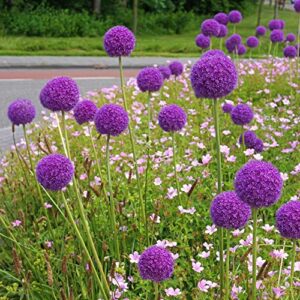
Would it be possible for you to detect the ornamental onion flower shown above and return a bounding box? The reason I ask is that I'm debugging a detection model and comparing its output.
[284,45,297,58]
[217,24,228,38]
[239,130,257,149]
[195,34,210,49]
[246,36,259,48]
[286,33,296,43]
[73,100,98,125]
[7,99,36,126]
[228,10,242,24]
[158,66,171,80]
[269,19,282,31]
[256,26,266,37]
[222,103,234,113]
[158,104,187,132]
[253,138,264,153]
[237,44,247,56]
[201,19,220,37]
[169,61,183,77]
[201,49,226,58]
[137,67,163,92]
[230,104,253,125]
[295,0,300,12]
[270,30,284,43]
[214,12,228,25]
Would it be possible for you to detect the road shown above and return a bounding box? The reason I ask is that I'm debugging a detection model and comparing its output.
[0,68,139,153]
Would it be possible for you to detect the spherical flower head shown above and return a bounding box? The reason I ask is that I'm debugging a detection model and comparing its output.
[294,0,300,13]
[228,10,242,24]
[222,103,234,113]
[201,19,220,37]
[103,25,135,57]
[246,36,259,48]
[158,104,187,132]
[234,160,283,208]
[226,34,242,53]
[190,55,237,99]
[7,99,36,126]
[137,67,163,92]
[253,138,264,153]
[256,26,266,37]
[276,201,300,239]
[40,76,80,112]
[279,20,285,29]
[284,45,297,58]
[286,33,296,43]
[36,154,74,191]
[239,130,257,148]
[217,24,228,38]
[214,12,228,25]
[270,29,284,43]
[230,104,253,125]
[138,246,174,282]
[210,191,251,229]
[268,19,281,31]
[237,44,247,56]
[94,104,128,136]
[169,61,184,77]
[201,49,226,58]
[73,100,97,125]
[158,66,171,80]
[195,34,210,49]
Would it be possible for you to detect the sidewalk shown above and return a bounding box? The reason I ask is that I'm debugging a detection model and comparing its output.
[0,56,198,69]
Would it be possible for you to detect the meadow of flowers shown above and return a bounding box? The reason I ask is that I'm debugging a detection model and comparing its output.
[1,3,300,300]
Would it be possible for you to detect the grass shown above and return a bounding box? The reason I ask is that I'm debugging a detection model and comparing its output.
[0,5,298,57]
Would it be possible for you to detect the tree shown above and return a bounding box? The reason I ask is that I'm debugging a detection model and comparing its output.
[256,0,264,26]
[93,0,101,14]
[133,0,138,34]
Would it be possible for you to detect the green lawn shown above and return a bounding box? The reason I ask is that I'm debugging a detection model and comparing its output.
[0,5,298,57]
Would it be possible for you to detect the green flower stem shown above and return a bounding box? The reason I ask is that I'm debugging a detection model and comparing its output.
[290,240,296,300]
[118,56,147,230]
[225,230,230,300]
[154,282,159,300]
[106,134,121,261]
[172,131,181,204]
[61,192,109,300]
[212,98,224,297]
[251,208,258,300]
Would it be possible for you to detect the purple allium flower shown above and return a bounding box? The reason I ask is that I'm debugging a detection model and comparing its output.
[158,104,187,132]
[137,67,163,92]
[195,34,210,49]
[201,49,226,58]
[201,19,220,37]
[246,36,259,48]
[217,24,228,38]
[40,77,80,112]
[253,138,264,153]
[7,99,36,126]
[268,19,281,31]
[103,25,135,57]
[214,12,228,25]
[276,201,300,239]
[94,104,128,136]
[225,34,242,52]
[73,100,97,125]
[230,104,253,125]
[256,26,266,37]
[210,191,251,229]
[169,61,184,77]
[158,66,171,80]
[36,154,74,191]
[234,160,283,208]
[286,33,296,43]
[270,29,284,43]
[295,0,300,13]
[190,54,237,99]
[284,45,297,58]
[239,130,257,149]
[138,246,174,282]
[237,44,247,56]
[222,103,234,113]
[228,10,242,24]
[279,19,285,29]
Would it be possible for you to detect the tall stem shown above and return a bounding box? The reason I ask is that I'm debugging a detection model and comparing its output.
[106,134,120,261]
[212,98,224,297]
[290,240,296,300]
[251,208,258,300]
[225,230,230,300]
[154,283,159,300]
[118,56,146,228]
[172,132,181,204]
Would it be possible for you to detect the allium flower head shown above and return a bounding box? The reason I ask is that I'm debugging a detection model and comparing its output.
[230,104,253,125]
[246,36,259,48]
[269,20,282,31]
[253,138,264,153]
[276,201,300,239]
[239,130,257,149]
[228,10,242,24]
[36,154,74,191]
[237,44,247,56]
[190,54,238,99]
[225,34,242,52]
[295,0,300,13]
[94,104,128,136]
[138,246,174,282]
[210,191,251,229]
[222,103,234,113]
[158,66,171,80]
[137,67,163,92]
[40,76,80,112]
[195,34,210,49]
[284,45,297,58]
[158,104,187,132]
[201,49,226,58]
[201,19,220,37]
[214,12,228,25]
[270,29,284,43]
[286,33,296,43]
[234,160,283,208]
[103,25,135,57]
[73,100,97,125]
[169,61,184,76]
[256,26,266,37]
[217,24,228,38]
[7,99,36,125]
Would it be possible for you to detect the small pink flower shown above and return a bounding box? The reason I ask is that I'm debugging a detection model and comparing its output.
[12,220,22,227]
[44,202,52,209]
[129,251,140,264]
[165,287,181,297]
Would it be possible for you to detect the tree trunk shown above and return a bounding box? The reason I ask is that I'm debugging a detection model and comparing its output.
[274,0,279,18]
[93,0,101,14]
[257,0,264,27]
[133,0,138,35]
[269,0,272,6]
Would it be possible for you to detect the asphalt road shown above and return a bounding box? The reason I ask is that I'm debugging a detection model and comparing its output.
[0,68,139,153]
